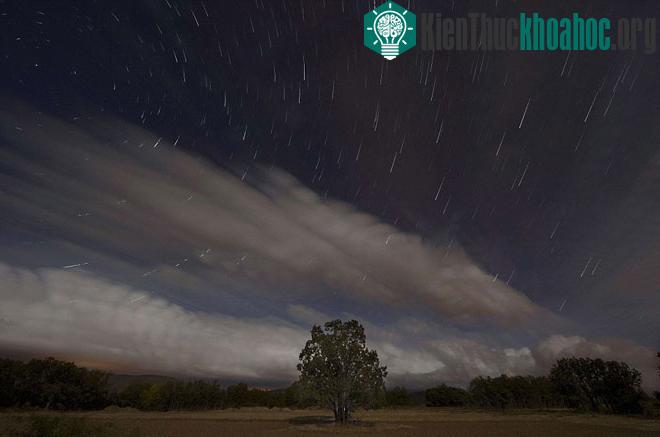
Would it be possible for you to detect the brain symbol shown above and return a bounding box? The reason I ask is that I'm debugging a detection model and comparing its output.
[377,13,404,39]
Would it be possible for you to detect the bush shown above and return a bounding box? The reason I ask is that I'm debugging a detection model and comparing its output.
[469,375,561,409]
[285,381,319,409]
[425,384,471,407]
[117,380,226,411]
[114,380,317,411]
[385,387,412,406]
[0,358,110,410]
[640,395,660,418]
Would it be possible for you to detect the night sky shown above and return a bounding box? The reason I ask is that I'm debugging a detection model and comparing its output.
[0,0,658,389]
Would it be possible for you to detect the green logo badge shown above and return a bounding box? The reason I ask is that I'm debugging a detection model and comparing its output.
[364,2,416,60]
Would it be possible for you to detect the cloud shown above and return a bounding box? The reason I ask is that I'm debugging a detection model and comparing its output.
[0,104,544,326]
[0,263,656,390]
[534,335,659,391]
[1,104,656,391]
[0,262,306,382]
[376,332,658,391]
[0,262,534,385]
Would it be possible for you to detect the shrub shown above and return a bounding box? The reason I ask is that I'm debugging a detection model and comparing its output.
[385,387,412,406]
[425,384,470,407]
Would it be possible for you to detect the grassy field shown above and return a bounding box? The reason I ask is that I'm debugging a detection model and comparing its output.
[1,408,659,437]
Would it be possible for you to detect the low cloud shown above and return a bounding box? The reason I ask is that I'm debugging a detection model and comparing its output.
[0,263,306,383]
[0,263,656,390]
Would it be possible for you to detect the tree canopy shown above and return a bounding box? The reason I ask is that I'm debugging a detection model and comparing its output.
[297,320,387,423]
[0,357,109,410]
[550,357,645,414]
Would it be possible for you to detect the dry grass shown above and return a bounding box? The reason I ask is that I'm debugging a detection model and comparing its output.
[1,407,659,437]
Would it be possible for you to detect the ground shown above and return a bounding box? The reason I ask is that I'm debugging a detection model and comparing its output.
[1,408,659,437]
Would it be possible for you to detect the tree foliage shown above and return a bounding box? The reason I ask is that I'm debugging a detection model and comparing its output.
[0,357,109,410]
[297,320,387,423]
[469,375,561,409]
[550,357,645,414]
[118,380,227,411]
[385,387,412,406]
[0,357,311,412]
[115,380,317,410]
[425,384,471,407]
[1,354,653,417]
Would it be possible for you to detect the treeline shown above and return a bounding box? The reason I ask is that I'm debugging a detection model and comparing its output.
[425,357,657,415]
[425,376,561,409]
[0,357,319,411]
[114,381,318,411]
[0,357,109,410]
[1,356,657,415]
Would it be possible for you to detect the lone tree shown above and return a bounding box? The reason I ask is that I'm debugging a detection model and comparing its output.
[297,320,387,424]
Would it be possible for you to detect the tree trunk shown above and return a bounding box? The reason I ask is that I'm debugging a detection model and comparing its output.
[334,397,349,424]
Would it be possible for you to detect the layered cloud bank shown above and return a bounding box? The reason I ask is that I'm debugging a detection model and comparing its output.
[0,106,542,326]
[0,262,657,389]
[0,106,657,390]
[0,263,306,382]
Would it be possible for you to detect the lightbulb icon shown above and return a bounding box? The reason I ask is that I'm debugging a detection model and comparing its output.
[372,7,408,60]
[364,2,416,60]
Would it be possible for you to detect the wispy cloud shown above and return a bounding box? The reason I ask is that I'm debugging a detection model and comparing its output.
[0,104,544,326]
